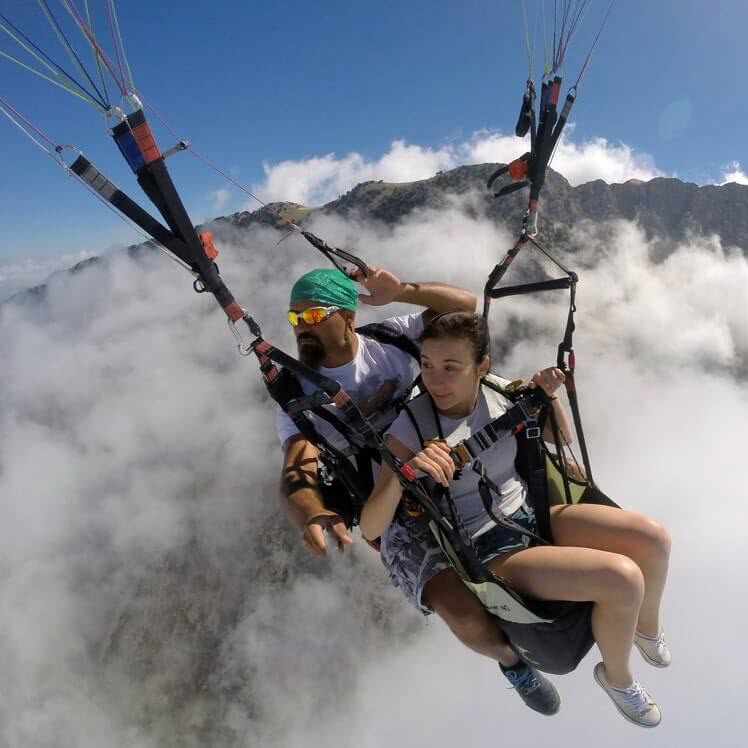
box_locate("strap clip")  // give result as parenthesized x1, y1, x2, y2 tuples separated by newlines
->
(451, 442, 473, 468)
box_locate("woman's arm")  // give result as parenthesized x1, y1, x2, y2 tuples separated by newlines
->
(360, 436, 457, 540)
(529, 367, 574, 445)
(544, 395, 574, 445)
(359, 435, 413, 541)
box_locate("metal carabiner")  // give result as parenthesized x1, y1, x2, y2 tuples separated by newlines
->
(104, 105, 126, 133)
(227, 312, 261, 356)
(54, 144, 84, 173)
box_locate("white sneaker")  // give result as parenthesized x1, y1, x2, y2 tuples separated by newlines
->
(593, 662, 661, 728)
(634, 629, 672, 668)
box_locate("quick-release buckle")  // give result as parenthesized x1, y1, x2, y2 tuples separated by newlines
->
(451, 442, 473, 468)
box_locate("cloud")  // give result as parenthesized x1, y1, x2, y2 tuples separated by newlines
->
(2, 201, 747, 745)
(206, 187, 232, 213)
(466, 126, 664, 186)
(720, 160, 748, 185)
(539, 132, 663, 185)
(0, 251, 96, 303)
(252, 130, 664, 206)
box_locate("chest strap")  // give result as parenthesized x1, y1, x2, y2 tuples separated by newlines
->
(449, 397, 540, 468)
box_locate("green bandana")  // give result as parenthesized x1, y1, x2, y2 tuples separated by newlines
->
(289, 268, 358, 311)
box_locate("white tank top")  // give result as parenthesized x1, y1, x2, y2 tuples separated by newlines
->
(386, 374, 527, 537)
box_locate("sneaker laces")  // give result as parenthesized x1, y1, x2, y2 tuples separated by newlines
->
(653, 631, 667, 651)
(638, 629, 667, 653)
(505, 666, 541, 695)
(616, 680, 653, 715)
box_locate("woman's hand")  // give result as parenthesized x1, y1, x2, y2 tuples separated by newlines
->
(407, 441, 455, 487)
(529, 368, 575, 445)
(529, 367, 566, 398)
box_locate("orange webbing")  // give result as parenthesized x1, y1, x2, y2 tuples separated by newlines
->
(224, 301, 244, 322)
(508, 159, 529, 181)
(131, 120, 161, 164)
(200, 232, 219, 260)
(550, 79, 561, 106)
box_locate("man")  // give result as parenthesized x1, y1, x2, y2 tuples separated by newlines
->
(276, 264, 560, 715)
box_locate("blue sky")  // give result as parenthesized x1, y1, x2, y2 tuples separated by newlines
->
(1, 0, 747, 272)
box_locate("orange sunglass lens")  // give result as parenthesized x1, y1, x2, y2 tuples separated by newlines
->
(287, 308, 330, 326)
(306, 308, 327, 324)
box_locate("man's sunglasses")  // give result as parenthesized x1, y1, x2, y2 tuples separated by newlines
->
(287, 305, 341, 327)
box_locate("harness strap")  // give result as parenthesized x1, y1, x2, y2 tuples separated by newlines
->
(267, 324, 422, 525)
(450, 397, 540, 468)
(473, 461, 550, 546)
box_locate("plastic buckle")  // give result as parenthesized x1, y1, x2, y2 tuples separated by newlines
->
(400, 464, 417, 481)
(526, 426, 541, 439)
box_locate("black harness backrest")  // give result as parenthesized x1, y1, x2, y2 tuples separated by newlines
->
(271, 322, 421, 525)
(400, 374, 554, 543)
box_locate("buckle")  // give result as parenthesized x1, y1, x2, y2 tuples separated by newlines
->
(504, 378, 525, 394)
(526, 426, 541, 439)
(451, 442, 473, 467)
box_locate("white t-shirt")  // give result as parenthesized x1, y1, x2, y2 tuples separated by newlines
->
(386, 378, 527, 538)
(276, 313, 424, 450)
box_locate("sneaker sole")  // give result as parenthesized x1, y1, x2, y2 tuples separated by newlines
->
(593, 664, 661, 728)
(522, 698, 560, 717)
(633, 639, 671, 668)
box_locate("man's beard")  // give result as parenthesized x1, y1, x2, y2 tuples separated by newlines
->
(297, 334, 326, 369)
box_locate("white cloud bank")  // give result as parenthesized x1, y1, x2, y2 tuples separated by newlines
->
(253, 129, 665, 207)
(720, 160, 748, 186)
(2, 198, 748, 746)
(0, 251, 96, 303)
(206, 186, 232, 213)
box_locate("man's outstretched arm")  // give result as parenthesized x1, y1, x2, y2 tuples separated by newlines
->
(280, 435, 352, 556)
(355, 265, 476, 317)
(395, 280, 476, 318)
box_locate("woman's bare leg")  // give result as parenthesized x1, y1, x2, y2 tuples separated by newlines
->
(422, 568, 519, 667)
(549, 504, 671, 636)
(488, 546, 645, 687)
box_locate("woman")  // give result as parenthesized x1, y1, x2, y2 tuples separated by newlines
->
(360, 312, 671, 727)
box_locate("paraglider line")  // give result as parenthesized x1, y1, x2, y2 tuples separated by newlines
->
(0, 94, 58, 149)
(58, 0, 128, 97)
(37, 0, 110, 106)
(574, 0, 615, 88)
(83, 0, 111, 105)
(105, 0, 129, 93)
(0, 12, 107, 109)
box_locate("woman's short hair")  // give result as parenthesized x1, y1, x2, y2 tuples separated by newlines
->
(419, 311, 490, 364)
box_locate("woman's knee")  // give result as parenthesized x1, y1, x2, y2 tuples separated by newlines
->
(643, 518, 671, 560)
(599, 555, 646, 607)
(627, 515, 672, 564)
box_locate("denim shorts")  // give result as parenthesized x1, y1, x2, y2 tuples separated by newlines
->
(379, 501, 537, 615)
(473, 501, 537, 563)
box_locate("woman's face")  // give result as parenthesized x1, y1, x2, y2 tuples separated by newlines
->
(420, 336, 488, 415)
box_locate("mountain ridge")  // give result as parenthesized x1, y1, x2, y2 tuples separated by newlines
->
(7, 163, 748, 306)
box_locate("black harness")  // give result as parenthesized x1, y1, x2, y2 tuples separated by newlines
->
(399, 378, 614, 674)
(269, 322, 420, 527)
